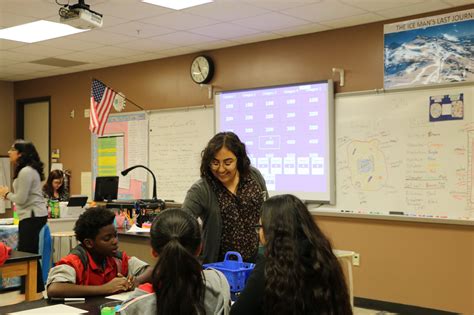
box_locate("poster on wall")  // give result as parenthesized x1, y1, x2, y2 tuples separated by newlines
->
(384, 8, 473, 89)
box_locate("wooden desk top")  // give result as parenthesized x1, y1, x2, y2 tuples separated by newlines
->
(5, 251, 41, 264)
(0, 296, 110, 315)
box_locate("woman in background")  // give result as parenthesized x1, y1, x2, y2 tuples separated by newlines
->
(119, 208, 230, 315)
(43, 169, 69, 201)
(0, 140, 48, 293)
(231, 194, 352, 315)
(182, 132, 268, 264)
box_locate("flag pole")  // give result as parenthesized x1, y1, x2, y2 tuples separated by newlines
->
(93, 78, 146, 111)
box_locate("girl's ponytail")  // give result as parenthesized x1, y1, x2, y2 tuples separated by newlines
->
(150, 209, 205, 315)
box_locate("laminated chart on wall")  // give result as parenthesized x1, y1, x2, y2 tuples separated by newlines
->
(92, 112, 148, 200)
(97, 135, 124, 178)
(322, 84, 474, 221)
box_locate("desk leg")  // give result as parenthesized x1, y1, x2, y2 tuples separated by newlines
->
(24, 260, 38, 301)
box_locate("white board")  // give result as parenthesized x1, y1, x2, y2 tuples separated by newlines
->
(149, 106, 214, 203)
(322, 84, 474, 221)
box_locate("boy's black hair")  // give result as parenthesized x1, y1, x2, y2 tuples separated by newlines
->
(74, 207, 115, 243)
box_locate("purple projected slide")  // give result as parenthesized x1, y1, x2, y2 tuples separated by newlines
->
(216, 81, 333, 202)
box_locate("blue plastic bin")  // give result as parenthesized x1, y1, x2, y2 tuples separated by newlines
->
(203, 251, 255, 293)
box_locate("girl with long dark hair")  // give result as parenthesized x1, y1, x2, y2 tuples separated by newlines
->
(120, 209, 230, 315)
(0, 140, 48, 293)
(231, 194, 352, 315)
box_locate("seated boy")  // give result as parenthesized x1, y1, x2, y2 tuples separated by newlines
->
(47, 207, 150, 297)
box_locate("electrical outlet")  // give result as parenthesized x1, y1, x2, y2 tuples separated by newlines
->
(352, 253, 360, 266)
(84, 109, 90, 118)
(70, 110, 75, 118)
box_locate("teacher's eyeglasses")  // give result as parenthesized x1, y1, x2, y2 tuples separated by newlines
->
(210, 158, 236, 170)
(253, 224, 262, 234)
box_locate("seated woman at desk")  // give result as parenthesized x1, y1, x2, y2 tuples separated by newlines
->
(43, 169, 69, 201)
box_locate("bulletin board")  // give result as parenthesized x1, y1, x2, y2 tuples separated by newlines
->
(91, 112, 149, 200)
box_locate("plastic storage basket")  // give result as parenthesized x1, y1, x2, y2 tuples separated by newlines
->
(203, 251, 255, 293)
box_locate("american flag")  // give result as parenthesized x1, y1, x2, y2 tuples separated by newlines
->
(90, 79, 116, 136)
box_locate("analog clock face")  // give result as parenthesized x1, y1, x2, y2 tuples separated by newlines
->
(190, 55, 214, 84)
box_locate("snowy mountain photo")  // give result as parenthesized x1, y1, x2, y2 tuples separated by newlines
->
(384, 16, 473, 89)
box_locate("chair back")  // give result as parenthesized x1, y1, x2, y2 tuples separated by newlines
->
(38, 224, 52, 284)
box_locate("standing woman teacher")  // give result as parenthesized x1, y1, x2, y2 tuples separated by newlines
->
(183, 132, 268, 264)
(0, 140, 48, 293)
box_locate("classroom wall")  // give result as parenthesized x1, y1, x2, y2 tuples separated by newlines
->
(0, 81, 14, 153)
(12, 5, 474, 313)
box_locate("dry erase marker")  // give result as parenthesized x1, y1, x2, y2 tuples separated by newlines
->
(50, 297, 85, 303)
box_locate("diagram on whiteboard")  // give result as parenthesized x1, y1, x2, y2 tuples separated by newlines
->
(347, 140, 387, 191)
(330, 85, 474, 220)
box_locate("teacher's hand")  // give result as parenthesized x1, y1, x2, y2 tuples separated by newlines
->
(0, 186, 9, 199)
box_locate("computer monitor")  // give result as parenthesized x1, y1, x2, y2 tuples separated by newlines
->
(94, 176, 119, 202)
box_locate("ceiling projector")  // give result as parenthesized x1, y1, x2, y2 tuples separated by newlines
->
(59, 0, 103, 29)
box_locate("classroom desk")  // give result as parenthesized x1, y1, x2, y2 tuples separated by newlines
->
(0, 296, 110, 314)
(0, 251, 41, 302)
(117, 229, 154, 265)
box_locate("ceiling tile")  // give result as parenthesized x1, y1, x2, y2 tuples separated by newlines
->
(0, 12, 36, 28)
(441, 0, 474, 6)
(59, 51, 113, 63)
(36, 38, 104, 51)
(9, 44, 75, 57)
(271, 23, 330, 36)
(142, 11, 220, 30)
(0, 39, 27, 50)
(233, 12, 311, 31)
(91, 45, 145, 57)
(340, 0, 425, 12)
(283, 1, 368, 22)
(1, 1, 58, 19)
(71, 29, 137, 45)
(114, 38, 179, 52)
(191, 23, 262, 39)
(184, 2, 270, 21)
(97, 57, 135, 67)
(243, 0, 323, 11)
(93, 1, 173, 20)
(321, 12, 386, 29)
(376, 0, 452, 18)
(152, 31, 219, 45)
(0, 50, 47, 62)
(158, 46, 202, 57)
(232, 32, 283, 44)
(102, 21, 175, 38)
(191, 39, 239, 51)
(124, 52, 168, 62)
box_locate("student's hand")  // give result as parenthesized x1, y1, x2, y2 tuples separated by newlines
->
(126, 274, 136, 291)
(118, 273, 135, 291)
(102, 275, 129, 294)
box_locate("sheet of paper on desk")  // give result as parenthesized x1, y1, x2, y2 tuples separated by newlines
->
(8, 304, 88, 314)
(126, 224, 150, 233)
(106, 291, 133, 301)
